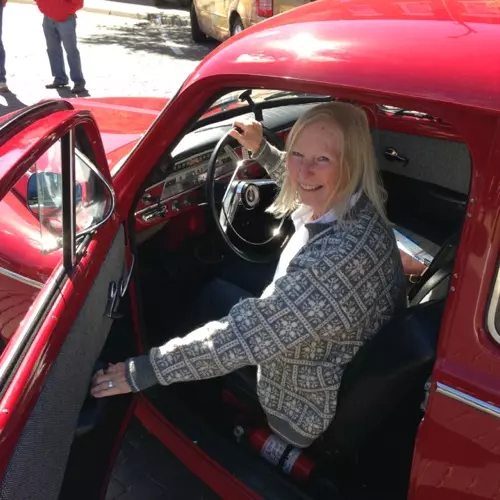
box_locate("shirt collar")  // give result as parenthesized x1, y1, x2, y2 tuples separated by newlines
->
(292, 191, 362, 229)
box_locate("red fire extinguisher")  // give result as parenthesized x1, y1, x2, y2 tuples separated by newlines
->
(234, 426, 315, 482)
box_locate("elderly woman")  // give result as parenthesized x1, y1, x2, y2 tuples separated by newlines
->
(91, 102, 406, 448)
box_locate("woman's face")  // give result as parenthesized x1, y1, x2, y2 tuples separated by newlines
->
(287, 119, 343, 218)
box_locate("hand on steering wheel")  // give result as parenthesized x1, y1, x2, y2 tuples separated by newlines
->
(229, 120, 264, 153)
(206, 120, 288, 263)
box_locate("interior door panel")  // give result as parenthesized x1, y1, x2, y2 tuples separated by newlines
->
(0, 227, 125, 500)
(373, 129, 471, 194)
(373, 130, 471, 246)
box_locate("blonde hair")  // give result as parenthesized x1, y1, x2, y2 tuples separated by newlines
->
(268, 102, 388, 223)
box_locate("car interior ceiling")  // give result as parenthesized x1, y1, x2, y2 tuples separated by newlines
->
(104, 95, 470, 499)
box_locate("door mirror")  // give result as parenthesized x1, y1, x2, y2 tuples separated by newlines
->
(27, 172, 82, 216)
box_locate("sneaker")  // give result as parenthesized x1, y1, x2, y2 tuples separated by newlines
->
(45, 80, 68, 89)
(0, 82, 8, 93)
(71, 82, 86, 94)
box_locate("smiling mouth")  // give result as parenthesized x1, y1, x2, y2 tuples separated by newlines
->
(299, 183, 323, 192)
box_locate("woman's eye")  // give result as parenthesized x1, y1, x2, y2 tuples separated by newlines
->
(290, 151, 303, 158)
(317, 156, 330, 163)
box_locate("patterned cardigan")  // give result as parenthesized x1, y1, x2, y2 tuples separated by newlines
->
(126, 142, 406, 447)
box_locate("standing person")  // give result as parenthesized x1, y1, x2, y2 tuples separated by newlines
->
(37, 0, 86, 94)
(0, 0, 7, 92)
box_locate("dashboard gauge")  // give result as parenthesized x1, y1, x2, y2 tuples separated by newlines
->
(160, 153, 233, 200)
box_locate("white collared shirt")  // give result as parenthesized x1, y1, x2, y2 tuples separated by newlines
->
(261, 194, 360, 299)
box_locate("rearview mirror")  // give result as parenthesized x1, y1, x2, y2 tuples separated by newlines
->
(27, 172, 82, 216)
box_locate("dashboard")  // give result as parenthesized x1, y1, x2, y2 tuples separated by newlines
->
(133, 102, 319, 231)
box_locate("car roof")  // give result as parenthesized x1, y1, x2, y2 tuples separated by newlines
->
(183, 0, 500, 114)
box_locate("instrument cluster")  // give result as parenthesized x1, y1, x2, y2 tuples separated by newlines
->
(135, 149, 239, 226)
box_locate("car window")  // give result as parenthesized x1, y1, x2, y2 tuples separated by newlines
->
(27, 138, 111, 253)
(487, 263, 500, 345)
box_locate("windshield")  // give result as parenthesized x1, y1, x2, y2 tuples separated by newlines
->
(206, 89, 329, 116)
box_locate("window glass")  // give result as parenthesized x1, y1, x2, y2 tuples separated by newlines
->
(26, 137, 112, 252)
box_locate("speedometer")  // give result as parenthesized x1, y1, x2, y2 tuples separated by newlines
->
(161, 153, 233, 200)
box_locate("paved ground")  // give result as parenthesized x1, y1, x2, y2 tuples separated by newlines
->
(2, 5, 220, 498)
(0, 3, 216, 117)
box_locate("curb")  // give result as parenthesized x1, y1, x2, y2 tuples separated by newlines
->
(9, 0, 190, 25)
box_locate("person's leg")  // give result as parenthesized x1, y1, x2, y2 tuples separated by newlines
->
(173, 278, 253, 338)
(57, 15, 85, 90)
(194, 278, 254, 326)
(0, 4, 7, 90)
(217, 254, 278, 297)
(43, 15, 68, 87)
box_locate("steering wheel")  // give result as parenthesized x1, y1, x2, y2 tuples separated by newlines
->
(206, 126, 290, 263)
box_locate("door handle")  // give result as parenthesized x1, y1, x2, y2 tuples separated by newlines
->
(119, 254, 135, 298)
(384, 147, 409, 165)
(106, 281, 123, 319)
(106, 254, 135, 319)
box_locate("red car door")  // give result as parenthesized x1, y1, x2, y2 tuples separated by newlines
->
(0, 101, 137, 500)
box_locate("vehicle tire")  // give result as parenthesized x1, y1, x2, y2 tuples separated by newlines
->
(190, 2, 207, 43)
(230, 15, 244, 36)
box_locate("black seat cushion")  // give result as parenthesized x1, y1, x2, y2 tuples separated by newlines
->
(324, 300, 444, 457)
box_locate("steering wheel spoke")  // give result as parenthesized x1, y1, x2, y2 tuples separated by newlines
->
(206, 127, 289, 263)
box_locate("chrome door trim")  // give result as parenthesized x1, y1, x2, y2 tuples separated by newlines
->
(436, 382, 500, 418)
(486, 263, 500, 345)
(0, 266, 43, 289)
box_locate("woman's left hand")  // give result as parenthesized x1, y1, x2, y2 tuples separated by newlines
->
(90, 362, 132, 398)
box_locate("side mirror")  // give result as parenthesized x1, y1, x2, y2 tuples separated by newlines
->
(27, 172, 82, 216)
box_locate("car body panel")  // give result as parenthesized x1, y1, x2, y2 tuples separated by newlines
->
(185, 0, 500, 113)
(0, 109, 132, 494)
(408, 120, 500, 500)
(0, 0, 499, 498)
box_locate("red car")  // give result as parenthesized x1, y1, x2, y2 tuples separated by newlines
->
(0, 0, 499, 499)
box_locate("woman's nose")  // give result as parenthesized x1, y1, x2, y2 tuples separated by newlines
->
(299, 159, 315, 176)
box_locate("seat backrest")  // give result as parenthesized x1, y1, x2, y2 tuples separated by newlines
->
(324, 299, 444, 458)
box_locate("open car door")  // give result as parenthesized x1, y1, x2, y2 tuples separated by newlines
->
(0, 101, 137, 500)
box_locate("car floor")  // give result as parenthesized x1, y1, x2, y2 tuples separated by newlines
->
(106, 417, 220, 500)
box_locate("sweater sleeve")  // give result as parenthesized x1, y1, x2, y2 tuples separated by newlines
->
(251, 141, 287, 184)
(125, 243, 381, 392)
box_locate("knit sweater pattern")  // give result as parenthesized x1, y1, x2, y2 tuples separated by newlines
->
(126, 141, 406, 447)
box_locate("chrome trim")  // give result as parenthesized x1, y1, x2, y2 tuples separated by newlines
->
(486, 264, 500, 345)
(0, 266, 43, 289)
(144, 151, 231, 193)
(135, 153, 234, 217)
(436, 382, 500, 418)
(119, 254, 135, 297)
(0, 263, 67, 390)
(74, 149, 116, 239)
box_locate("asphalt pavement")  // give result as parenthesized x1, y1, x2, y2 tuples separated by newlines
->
(2, 4, 221, 498)
(0, 2, 216, 117)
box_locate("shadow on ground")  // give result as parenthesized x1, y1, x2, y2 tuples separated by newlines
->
(0, 91, 28, 117)
(80, 22, 217, 60)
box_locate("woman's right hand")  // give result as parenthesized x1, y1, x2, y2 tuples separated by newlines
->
(229, 120, 264, 153)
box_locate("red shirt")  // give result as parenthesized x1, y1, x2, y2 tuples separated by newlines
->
(36, 0, 83, 22)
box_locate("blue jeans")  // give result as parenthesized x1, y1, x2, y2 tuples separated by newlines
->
(42, 15, 85, 85)
(0, 4, 6, 83)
